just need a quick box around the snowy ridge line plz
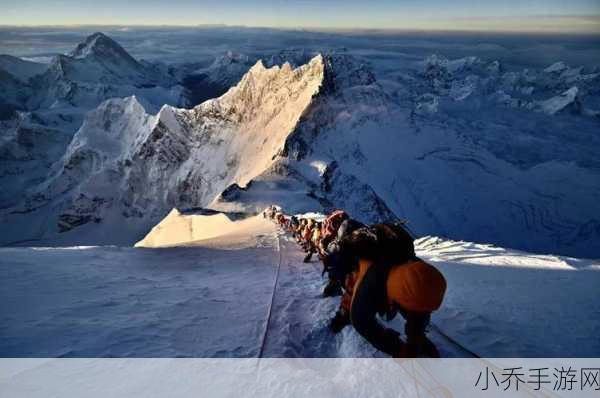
[257,233,283,359]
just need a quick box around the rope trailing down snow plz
[395,221,482,358]
[429,323,481,358]
[269,211,486,359]
[257,234,283,358]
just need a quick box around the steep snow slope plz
[0,55,47,83]
[210,54,399,222]
[0,110,76,209]
[417,236,600,357]
[1,214,598,357]
[0,56,47,110]
[0,56,325,245]
[0,55,47,110]
[0,68,30,109]
[136,207,600,356]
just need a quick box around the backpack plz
[337,218,364,240]
[326,221,414,283]
[322,219,365,282]
[372,222,415,265]
[290,216,299,228]
[321,210,349,245]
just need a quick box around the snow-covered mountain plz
[213,54,600,258]
[191,51,255,91]
[0,54,48,83]
[0,32,187,114]
[413,55,600,117]
[0,33,189,215]
[182,49,316,105]
[0,69,29,110]
[1,40,599,257]
[0,55,47,110]
[0,56,324,244]
[29,32,186,111]
[181,51,257,106]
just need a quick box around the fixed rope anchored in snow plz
[257,233,283,358]
[403,223,483,359]
[430,323,481,358]
[264,213,484,360]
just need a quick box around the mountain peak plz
[223,54,324,111]
[70,32,138,65]
[249,59,266,73]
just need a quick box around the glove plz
[322,280,342,297]
[329,310,350,334]
[378,328,411,358]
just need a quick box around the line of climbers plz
[263,205,447,358]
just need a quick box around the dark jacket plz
[323,219,364,281]
[347,259,446,357]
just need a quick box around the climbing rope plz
[429,323,481,358]
[263,214,481,360]
[398,222,482,358]
[257,233,283,358]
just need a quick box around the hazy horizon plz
[1,0,599,33]
[1,19,600,34]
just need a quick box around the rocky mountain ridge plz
[1,34,598,256]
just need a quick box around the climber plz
[320,211,364,297]
[275,212,283,226]
[295,218,307,242]
[320,210,348,250]
[303,221,322,263]
[329,223,446,358]
[264,206,275,219]
[268,205,278,219]
[301,219,315,252]
[289,215,300,233]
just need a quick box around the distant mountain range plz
[0,33,598,257]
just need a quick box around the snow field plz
[2,214,597,357]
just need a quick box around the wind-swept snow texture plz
[417,236,600,357]
[1,217,598,357]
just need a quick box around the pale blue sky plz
[2,0,599,32]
